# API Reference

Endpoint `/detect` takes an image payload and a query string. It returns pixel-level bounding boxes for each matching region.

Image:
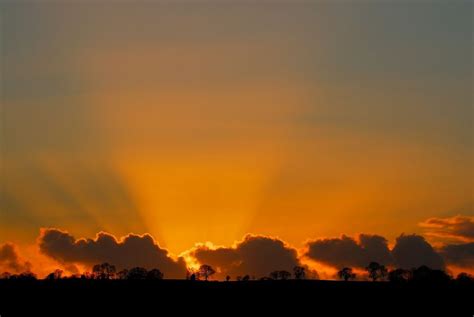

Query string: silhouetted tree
[64,274,81,280]
[147,269,164,280]
[241,275,250,281]
[0,272,11,279]
[126,267,148,280]
[269,271,279,280]
[456,272,474,284]
[293,266,306,280]
[81,272,93,280]
[269,270,291,280]
[411,266,451,284]
[198,265,215,281]
[117,269,129,280]
[365,262,388,281]
[337,267,356,281]
[46,269,63,280]
[388,268,411,283]
[225,275,231,282]
[278,271,291,280]
[11,272,37,280]
[92,263,116,280]
[189,273,196,281]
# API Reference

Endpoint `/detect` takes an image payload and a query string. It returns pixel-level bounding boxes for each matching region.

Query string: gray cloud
[420,215,474,242]
[391,234,445,270]
[305,234,392,268]
[305,234,446,271]
[190,234,310,279]
[38,228,187,278]
[439,242,474,268]
[0,243,32,273]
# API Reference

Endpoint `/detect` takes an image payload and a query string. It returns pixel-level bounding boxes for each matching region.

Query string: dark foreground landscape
[1,279,472,316]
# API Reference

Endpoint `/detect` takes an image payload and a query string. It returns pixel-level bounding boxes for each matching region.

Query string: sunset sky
[0,1,472,278]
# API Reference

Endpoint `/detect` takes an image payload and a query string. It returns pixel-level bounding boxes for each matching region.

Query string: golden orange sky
[0,2,472,277]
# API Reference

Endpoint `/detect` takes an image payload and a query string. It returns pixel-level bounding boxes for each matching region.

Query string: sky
[0,1,472,278]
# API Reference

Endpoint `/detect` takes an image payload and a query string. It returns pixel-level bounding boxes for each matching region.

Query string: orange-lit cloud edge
[1,215,473,279]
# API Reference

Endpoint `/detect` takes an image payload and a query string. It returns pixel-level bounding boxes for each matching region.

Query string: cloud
[17,228,474,278]
[305,234,446,271]
[38,228,187,278]
[439,242,474,268]
[0,243,32,273]
[304,234,392,268]
[391,234,445,270]
[420,215,474,242]
[189,234,308,279]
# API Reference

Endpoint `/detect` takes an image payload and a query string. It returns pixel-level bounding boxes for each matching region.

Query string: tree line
[1,261,473,284]
[338,261,473,284]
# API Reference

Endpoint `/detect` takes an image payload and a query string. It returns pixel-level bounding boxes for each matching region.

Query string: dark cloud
[439,242,474,268]
[305,234,392,268]
[190,234,309,279]
[38,228,187,278]
[391,234,445,270]
[0,243,32,273]
[305,234,447,271]
[420,215,474,242]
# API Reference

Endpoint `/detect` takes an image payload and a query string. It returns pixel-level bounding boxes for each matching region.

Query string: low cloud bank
[38,228,187,278]
[2,219,472,278]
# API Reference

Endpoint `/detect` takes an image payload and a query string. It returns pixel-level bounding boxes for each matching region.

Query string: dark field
[1,279,472,316]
